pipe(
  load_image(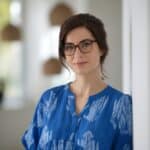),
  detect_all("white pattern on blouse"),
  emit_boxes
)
[39,125,53,149]
[24,124,35,148]
[36,105,44,127]
[77,130,99,150]
[66,95,76,116]
[42,91,58,119]
[83,96,109,122]
[123,144,130,150]
[110,95,132,135]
